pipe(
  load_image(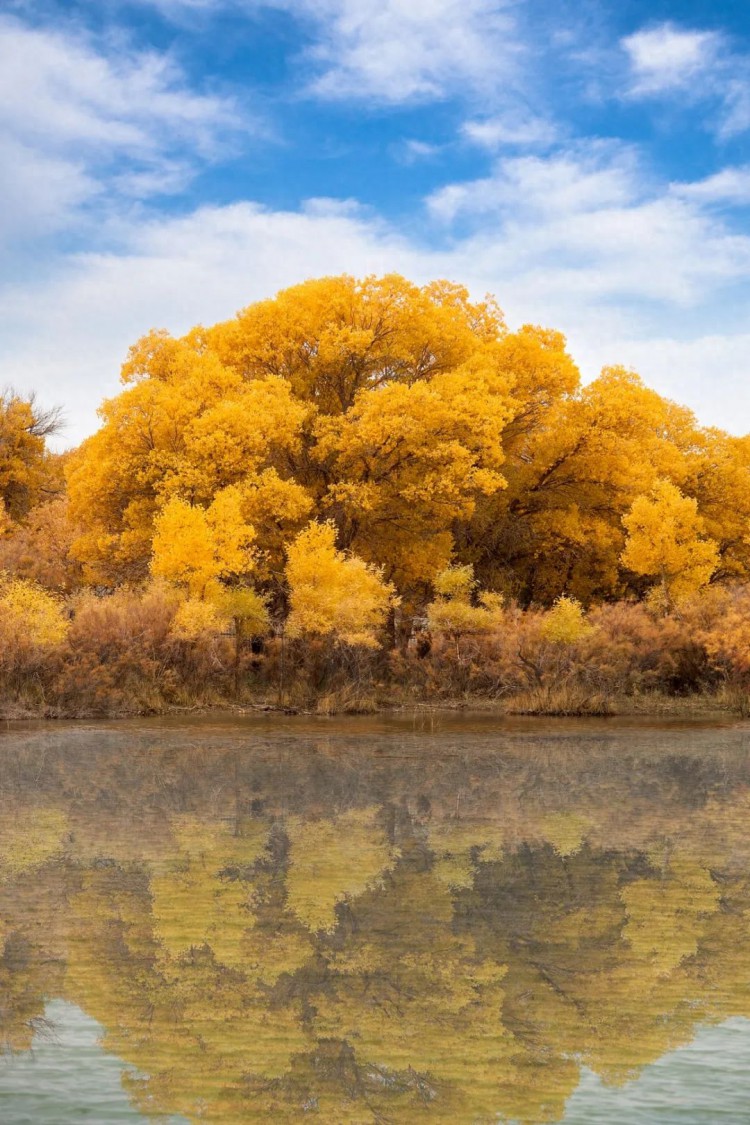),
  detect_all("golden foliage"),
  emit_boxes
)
[207,273,506,413]
[622,480,719,607]
[0,391,61,523]
[540,596,593,645]
[65,275,511,591]
[59,273,750,610]
[151,491,255,596]
[0,575,68,649]
[426,564,504,641]
[171,596,228,639]
[210,583,269,637]
[0,498,83,592]
[5,272,750,713]
[285,522,397,647]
